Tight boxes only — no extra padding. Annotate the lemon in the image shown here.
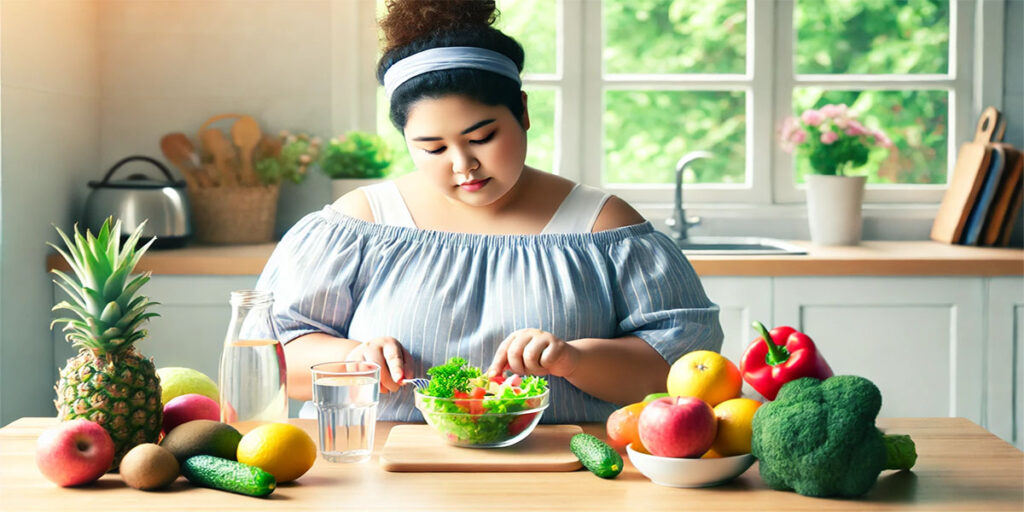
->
[236,423,317,483]
[711,398,763,456]
[157,367,219,405]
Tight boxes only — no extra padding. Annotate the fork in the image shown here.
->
[402,377,430,390]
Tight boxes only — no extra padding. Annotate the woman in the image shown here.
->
[255,0,723,422]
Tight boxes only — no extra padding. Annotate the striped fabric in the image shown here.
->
[255,206,723,422]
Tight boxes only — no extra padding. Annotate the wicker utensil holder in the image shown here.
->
[189,184,280,244]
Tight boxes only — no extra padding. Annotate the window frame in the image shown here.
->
[354,0,999,209]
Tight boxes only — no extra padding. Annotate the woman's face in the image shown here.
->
[403,94,529,208]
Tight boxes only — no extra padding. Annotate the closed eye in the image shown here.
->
[425,146,446,155]
[470,130,497,145]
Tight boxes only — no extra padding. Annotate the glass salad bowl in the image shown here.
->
[414,388,550,448]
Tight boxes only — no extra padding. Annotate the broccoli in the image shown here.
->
[750,375,917,498]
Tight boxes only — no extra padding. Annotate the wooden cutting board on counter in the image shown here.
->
[379,424,584,472]
[931,107,1001,243]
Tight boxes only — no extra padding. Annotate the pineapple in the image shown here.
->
[49,218,162,468]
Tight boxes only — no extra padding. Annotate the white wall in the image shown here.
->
[1,0,101,424]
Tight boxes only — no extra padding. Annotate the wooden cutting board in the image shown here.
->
[931,107,1001,243]
[379,424,584,472]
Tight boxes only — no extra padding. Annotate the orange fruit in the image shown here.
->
[701,447,723,459]
[710,398,762,456]
[606,401,647,451]
[628,441,651,455]
[236,423,317,483]
[666,351,742,407]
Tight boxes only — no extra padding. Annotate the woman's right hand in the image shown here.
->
[346,336,412,393]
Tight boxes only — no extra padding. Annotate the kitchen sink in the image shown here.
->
[675,236,807,256]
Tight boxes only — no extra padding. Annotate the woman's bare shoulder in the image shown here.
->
[591,195,647,232]
[330,189,374,222]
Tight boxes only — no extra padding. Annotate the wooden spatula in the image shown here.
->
[160,132,208,188]
[231,116,262,186]
[200,128,239,186]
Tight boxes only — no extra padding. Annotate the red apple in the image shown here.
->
[637,396,717,458]
[35,419,115,486]
[162,393,220,434]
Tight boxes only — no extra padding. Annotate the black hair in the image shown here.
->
[376,1,525,132]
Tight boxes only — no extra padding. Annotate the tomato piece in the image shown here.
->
[470,386,487,399]
[489,373,506,385]
[507,412,537,436]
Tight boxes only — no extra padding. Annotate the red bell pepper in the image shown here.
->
[740,321,833,400]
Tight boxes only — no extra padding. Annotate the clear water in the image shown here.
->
[219,339,288,428]
[313,375,379,463]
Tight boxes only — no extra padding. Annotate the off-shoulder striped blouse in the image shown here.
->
[255,206,723,422]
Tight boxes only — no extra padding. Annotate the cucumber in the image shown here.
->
[181,455,276,497]
[570,433,623,479]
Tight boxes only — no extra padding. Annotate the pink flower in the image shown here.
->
[872,130,892,148]
[819,104,848,118]
[844,120,867,136]
[791,129,808,145]
[801,109,825,126]
[820,130,839,145]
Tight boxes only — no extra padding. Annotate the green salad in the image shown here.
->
[415,357,549,445]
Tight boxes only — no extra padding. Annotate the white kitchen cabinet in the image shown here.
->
[773,277,985,425]
[698,277,772,362]
[986,277,1024,449]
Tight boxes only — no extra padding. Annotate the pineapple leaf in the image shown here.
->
[46,241,84,280]
[99,301,122,324]
[51,271,87,307]
[52,300,93,322]
[126,237,157,271]
[120,275,151,304]
[102,265,129,302]
[117,219,150,264]
[49,317,81,330]
[125,330,148,344]
[122,312,160,335]
[81,287,105,317]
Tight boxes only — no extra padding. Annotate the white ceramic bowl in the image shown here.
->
[626,444,756,488]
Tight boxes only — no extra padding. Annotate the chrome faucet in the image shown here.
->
[665,151,712,241]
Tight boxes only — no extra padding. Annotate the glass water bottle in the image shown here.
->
[218,290,288,429]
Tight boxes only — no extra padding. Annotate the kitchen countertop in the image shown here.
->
[1,417,1020,511]
[45,240,1024,276]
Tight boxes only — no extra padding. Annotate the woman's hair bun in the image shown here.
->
[380,0,498,54]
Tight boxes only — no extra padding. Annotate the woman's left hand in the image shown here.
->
[487,328,580,378]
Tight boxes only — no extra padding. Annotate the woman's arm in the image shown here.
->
[283,333,362,401]
[284,333,413,400]
[488,329,670,406]
[565,335,670,405]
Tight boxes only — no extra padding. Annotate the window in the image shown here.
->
[371,0,978,206]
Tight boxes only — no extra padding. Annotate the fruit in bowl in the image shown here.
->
[413,357,549,448]
[627,442,755,488]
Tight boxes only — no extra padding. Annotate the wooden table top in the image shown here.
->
[1,417,1021,511]
[45,240,1024,277]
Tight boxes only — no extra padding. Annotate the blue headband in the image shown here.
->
[383,46,522,99]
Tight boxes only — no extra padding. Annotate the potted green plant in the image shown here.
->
[780,104,892,246]
[319,131,394,200]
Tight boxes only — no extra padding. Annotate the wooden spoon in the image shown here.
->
[159,132,208,188]
[200,128,239,186]
[231,116,262,186]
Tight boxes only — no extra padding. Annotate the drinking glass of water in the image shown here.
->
[310,361,380,463]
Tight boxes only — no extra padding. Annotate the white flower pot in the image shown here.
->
[806,174,867,246]
[331,178,388,202]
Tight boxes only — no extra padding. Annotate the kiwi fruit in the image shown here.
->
[120,443,179,490]
[160,420,242,463]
